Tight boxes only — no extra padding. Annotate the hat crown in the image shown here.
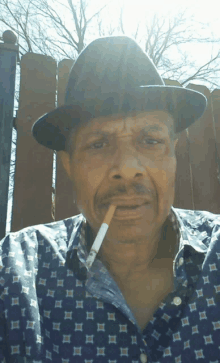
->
[65,36,164,105]
[31,35,207,151]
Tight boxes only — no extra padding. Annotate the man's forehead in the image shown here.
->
[77,110,174,136]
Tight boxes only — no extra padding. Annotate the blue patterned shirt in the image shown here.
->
[0,207,220,363]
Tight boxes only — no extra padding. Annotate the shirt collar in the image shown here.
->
[172,207,208,253]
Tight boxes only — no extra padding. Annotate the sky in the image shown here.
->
[104,0,219,26]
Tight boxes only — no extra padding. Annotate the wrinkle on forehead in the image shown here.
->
[82,111,174,136]
[121,119,165,135]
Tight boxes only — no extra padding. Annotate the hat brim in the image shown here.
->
[32,85,207,151]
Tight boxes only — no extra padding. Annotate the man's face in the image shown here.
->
[60,111,178,244]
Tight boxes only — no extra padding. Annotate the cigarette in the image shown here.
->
[85,204,116,269]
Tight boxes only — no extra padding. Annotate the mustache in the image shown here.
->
[96,183,154,205]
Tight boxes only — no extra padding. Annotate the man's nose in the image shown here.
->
[108,144,147,181]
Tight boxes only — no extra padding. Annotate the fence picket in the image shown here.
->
[55,59,80,222]
[11,53,56,232]
[185,84,220,213]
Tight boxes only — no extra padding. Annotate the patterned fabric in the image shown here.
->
[0,207,220,363]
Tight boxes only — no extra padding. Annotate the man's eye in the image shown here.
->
[141,138,160,145]
[90,141,107,149]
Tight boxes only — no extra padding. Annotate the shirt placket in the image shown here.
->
[69,208,204,362]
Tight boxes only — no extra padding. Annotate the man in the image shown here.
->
[0,36,219,363]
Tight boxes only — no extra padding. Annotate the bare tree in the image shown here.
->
[140,10,220,89]
[94,8,220,89]
[0,0,108,61]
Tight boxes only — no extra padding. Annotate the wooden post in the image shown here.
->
[211,89,220,209]
[55,59,80,222]
[174,129,195,210]
[0,31,19,239]
[11,53,56,232]
[186,84,220,213]
[163,80,195,210]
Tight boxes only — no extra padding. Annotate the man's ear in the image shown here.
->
[58,151,71,178]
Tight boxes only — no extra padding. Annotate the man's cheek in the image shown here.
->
[159,157,176,181]
[83,166,107,187]
[75,173,100,203]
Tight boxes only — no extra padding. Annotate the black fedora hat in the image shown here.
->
[32,36,207,151]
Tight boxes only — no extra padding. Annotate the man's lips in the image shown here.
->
[99,197,152,220]
[102,197,151,208]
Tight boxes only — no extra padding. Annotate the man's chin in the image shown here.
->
[106,227,154,245]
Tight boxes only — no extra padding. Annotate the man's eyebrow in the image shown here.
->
[84,131,110,138]
[87,124,165,135]
[141,124,165,133]
[83,124,167,138]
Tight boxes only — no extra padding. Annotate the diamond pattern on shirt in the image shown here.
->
[0,208,220,362]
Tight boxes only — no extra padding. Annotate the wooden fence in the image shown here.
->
[4,52,220,234]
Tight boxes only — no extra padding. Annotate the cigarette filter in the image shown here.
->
[85,204,116,269]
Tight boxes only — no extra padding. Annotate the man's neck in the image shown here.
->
[98,231,162,289]
[85,215,177,289]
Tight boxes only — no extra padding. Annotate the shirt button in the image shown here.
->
[178,257,184,266]
[140,353,148,363]
[173,296,182,306]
